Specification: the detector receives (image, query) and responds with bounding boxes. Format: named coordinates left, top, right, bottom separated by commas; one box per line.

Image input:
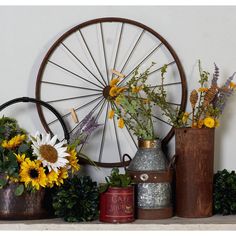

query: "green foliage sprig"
left=99, top=167, right=133, bottom=193
left=213, top=169, right=236, bottom=215
left=52, top=175, right=99, bottom=222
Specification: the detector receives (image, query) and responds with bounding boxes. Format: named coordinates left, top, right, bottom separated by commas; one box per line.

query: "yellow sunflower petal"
left=2, top=134, right=26, bottom=149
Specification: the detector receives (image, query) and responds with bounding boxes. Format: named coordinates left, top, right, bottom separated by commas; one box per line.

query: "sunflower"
left=31, top=132, right=69, bottom=172
left=2, top=134, right=26, bottom=149
left=20, top=158, right=47, bottom=190
left=55, top=168, right=68, bottom=186
left=203, top=117, right=215, bottom=128
left=66, top=147, right=80, bottom=173
left=46, top=170, right=59, bottom=188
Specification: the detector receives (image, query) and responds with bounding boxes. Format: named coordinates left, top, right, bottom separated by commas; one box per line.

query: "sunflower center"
left=39, top=144, right=58, bottom=163
left=29, top=169, right=39, bottom=179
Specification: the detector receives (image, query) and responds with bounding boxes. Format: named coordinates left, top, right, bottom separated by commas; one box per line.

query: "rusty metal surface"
left=175, top=128, right=215, bottom=218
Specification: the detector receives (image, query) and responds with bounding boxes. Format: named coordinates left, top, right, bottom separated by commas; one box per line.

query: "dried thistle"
left=203, top=84, right=218, bottom=107
left=190, top=90, right=198, bottom=109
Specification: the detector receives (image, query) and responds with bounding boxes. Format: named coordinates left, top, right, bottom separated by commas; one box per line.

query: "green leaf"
left=14, top=184, right=24, bottom=196
left=0, top=178, right=7, bottom=188
left=18, top=143, right=29, bottom=153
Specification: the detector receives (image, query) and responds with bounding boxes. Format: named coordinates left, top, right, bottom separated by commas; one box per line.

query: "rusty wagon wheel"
left=35, top=17, right=187, bottom=168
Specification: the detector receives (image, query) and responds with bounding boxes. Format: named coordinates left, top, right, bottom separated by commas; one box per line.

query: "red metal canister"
left=99, top=186, right=134, bottom=223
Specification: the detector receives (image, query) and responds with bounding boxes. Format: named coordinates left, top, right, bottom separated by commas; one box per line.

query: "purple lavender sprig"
left=211, top=63, right=219, bottom=87
left=69, top=111, right=101, bottom=145
left=213, top=72, right=236, bottom=116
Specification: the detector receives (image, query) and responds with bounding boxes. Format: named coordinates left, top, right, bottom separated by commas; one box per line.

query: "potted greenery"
left=99, top=167, right=134, bottom=223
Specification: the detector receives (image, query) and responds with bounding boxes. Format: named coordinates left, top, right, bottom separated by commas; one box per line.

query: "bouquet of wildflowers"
left=107, top=64, right=156, bottom=140
left=146, top=60, right=236, bottom=128
left=0, top=114, right=98, bottom=195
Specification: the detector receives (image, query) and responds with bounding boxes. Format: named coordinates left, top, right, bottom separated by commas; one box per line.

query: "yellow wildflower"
left=197, top=119, right=204, bottom=128
left=117, top=87, right=127, bottom=94
left=214, top=119, right=220, bottom=128
left=2, top=134, right=26, bottom=149
left=182, top=112, right=189, bottom=124
left=203, top=117, right=215, bottom=128
left=230, top=82, right=236, bottom=89
left=118, top=118, right=125, bottom=129
left=198, top=87, right=208, bottom=93
left=108, top=110, right=115, bottom=119
left=132, top=86, right=142, bottom=93
left=115, top=97, right=121, bottom=105
left=109, top=86, right=120, bottom=97
left=110, top=77, right=120, bottom=87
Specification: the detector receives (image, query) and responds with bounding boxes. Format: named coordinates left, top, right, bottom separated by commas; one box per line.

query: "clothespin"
left=111, top=69, right=125, bottom=78
left=70, top=108, right=79, bottom=123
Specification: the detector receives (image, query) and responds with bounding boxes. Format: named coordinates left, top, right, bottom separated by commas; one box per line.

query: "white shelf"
left=0, top=215, right=236, bottom=230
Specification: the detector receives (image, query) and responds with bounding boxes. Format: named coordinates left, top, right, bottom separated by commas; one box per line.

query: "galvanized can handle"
left=122, top=153, right=132, bottom=171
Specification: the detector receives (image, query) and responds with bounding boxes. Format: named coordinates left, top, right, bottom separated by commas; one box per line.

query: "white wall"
left=1, top=6, right=236, bottom=181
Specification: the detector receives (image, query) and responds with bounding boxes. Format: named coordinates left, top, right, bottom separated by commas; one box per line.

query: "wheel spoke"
left=61, top=42, right=106, bottom=87
left=47, top=92, right=102, bottom=104
left=111, top=23, right=124, bottom=81
left=100, top=23, right=109, bottom=84
left=166, top=102, right=181, bottom=106
left=148, top=60, right=176, bottom=76
left=78, top=29, right=107, bottom=86
left=47, top=95, right=104, bottom=126
left=98, top=102, right=109, bottom=162
left=111, top=103, right=122, bottom=162
left=118, top=42, right=163, bottom=86
left=152, top=115, right=172, bottom=126
left=120, top=29, right=145, bottom=73
left=113, top=103, right=138, bottom=149
left=150, top=81, right=181, bottom=89
left=42, top=81, right=103, bottom=92
left=48, top=60, right=104, bottom=89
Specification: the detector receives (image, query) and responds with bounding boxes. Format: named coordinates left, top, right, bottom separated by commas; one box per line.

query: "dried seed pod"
left=190, top=89, right=198, bottom=109
left=203, top=84, right=218, bottom=107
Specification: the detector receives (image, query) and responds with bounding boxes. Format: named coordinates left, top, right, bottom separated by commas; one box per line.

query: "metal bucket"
left=175, top=128, right=215, bottom=218
left=0, top=184, right=51, bottom=220
left=99, top=186, right=135, bottom=223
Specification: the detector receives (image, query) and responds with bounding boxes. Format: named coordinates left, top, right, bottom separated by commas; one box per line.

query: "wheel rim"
left=35, top=17, right=187, bottom=167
